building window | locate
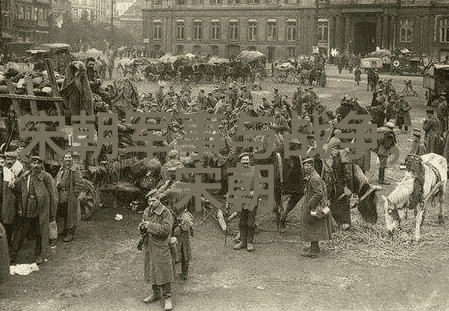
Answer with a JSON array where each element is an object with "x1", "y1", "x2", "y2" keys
[
  {"x1": 229, "y1": 21, "x2": 238, "y2": 41},
  {"x1": 267, "y1": 0, "x2": 277, "y2": 3},
  {"x1": 267, "y1": 20, "x2": 277, "y2": 41},
  {"x1": 25, "y1": 6, "x2": 31, "y2": 20},
  {"x1": 192, "y1": 0, "x2": 204, "y2": 4},
  {"x1": 176, "y1": 45, "x2": 184, "y2": 55},
  {"x1": 211, "y1": 45, "x2": 219, "y2": 56},
  {"x1": 229, "y1": 0, "x2": 240, "y2": 3},
  {"x1": 400, "y1": 19, "x2": 412, "y2": 43},
  {"x1": 177, "y1": 0, "x2": 185, "y2": 4},
  {"x1": 287, "y1": 47, "x2": 296, "y2": 58},
  {"x1": 248, "y1": 21, "x2": 258, "y2": 41},
  {"x1": 176, "y1": 21, "x2": 185, "y2": 40},
  {"x1": 211, "y1": 21, "x2": 220, "y2": 40},
  {"x1": 194, "y1": 20, "x2": 202, "y2": 40},
  {"x1": 317, "y1": 21, "x2": 328, "y2": 42},
  {"x1": 210, "y1": 0, "x2": 221, "y2": 4},
  {"x1": 286, "y1": 20, "x2": 297, "y2": 41},
  {"x1": 440, "y1": 18, "x2": 449, "y2": 43},
  {"x1": 193, "y1": 45, "x2": 201, "y2": 54},
  {"x1": 248, "y1": 0, "x2": 259, "y2": 3},
  {"x1": 154, "y1": 21, "x2": 162, "y2": 40}
]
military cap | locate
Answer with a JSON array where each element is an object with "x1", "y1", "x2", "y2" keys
[
  {"x1": 238, "y1": 152, "x2": 252, "y2": 161},
  {"x1": 30, "y1": 155, "x2": 43, "y2": 162},
  {"x1": 413, "y1": 129, "x2": 422, "y2": 137},
  {"x1": 302, "y1": 157, "x2": 314, "y2": 164}
]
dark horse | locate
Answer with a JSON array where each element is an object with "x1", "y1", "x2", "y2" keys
[{"x1": 253, "y1": 143, "x2": 380, "y2": 230}]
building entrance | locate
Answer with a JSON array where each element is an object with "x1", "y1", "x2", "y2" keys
[{"x1": 354, "y1": 22, "x2": 376, "y2": 56}]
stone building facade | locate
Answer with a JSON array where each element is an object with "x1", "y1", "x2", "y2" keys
[
  {"x1": 142, "y1": 0, "x2": 449, "y2": 60},
  {"x1": 1, "y1": 0, "x2": 52, "y2": 43},
  {"x1": 142, "y1": 0, "x2": 317, "y2": 61},
  {"x1": 70, "y1": 0, "x2": 108, "y2": 22}
]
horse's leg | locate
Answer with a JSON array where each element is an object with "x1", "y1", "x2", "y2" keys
[
  {"x1": 280, "y1": 192, "x2": 302, "y2": 230},
  {"x1": 438, "y1": 194, "x2": 445, "y2": 224},
  {"x1": 414, "y1": 203, "x2": 425, "y2": 242}
]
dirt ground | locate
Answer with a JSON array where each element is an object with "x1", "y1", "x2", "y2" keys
[{"x1": 1, "y1": 66, "x2": 449, "y2": 311}]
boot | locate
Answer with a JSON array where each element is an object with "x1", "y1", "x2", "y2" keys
[
  {"x1": 246, "y1": 227, "x2": 255, "y2": 252},
  {"x1": 181, "y1": 260, "x2": 189, "y2": 280},
  {"x1": 234, "y1": 227, "x2": 247, "y2": 250},
  {"x1": 164, "y1": 297, "x2": 173, "y2": 311},
  {"x1": 63, "y1": 227, "x2": 75, "y2": 242},
  {"x1": 301, "y1": 241, "x2": 319, "y2": 258},
  {"x1": 143, "y1": 287, "x2": 162, "y2": 303},
  {"x1": 378, "y1": 168, "x2": 390, "y2": 185}
]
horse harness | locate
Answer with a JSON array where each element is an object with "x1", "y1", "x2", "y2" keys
[{"x1": 387, "y1": 161, "x2": 443, "y2": 214}]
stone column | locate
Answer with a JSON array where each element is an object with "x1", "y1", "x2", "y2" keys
[
  {"x1": 335, "y1": 15, "x2": 342, "y2": 51},
  {"x1": 382, "y1": 15, "x2": 389, "y2": 49},
  {"x1": 376, "y1": 15, "x2": 382, "y2": 50},
  {"x1": 345, "y1": 15, "x2": 351, "y2": 52}
]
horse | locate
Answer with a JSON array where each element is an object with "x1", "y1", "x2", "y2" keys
[{"x1": 382, "y1": 153, "x2": 447, "y2": 242}]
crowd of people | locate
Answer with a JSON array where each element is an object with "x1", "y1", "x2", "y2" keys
[{"x1": 2, "y1": 56, "x2": 449, "y2": 311}]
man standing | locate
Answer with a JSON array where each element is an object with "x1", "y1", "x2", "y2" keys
[
  {"x1": 435, "y1": 94, "x2": 448, "y2": 136},
  {"x1": 300, "y1": 157, "x2": 334, "y2": 258},
  {"x1": 409, "y1": 129, "x2": 427, "y2": 156},
  {"x1": 375, "y1": 122, "x2": 397, "y2": 185},
  {"x1": 292, "y1": 86, "x2": 304, "y2": 114},
  {"x1": 55, "y1": 153, "x2": 84, "y2": 243},
  {"x1": 156, "y1": 167, "x2": 194, "y2": 280},
  {"x1": 354, "y1": 66, "x2": 362, "y2": 86},
  {"x1": 0, "y1": 154, "x2": 16, "y2": 252},
  {"x1": 197, "y1": 89, "x2": 207, "y2": 111},
  {"x1": 139, "y1": 197, "x2": 174, "y2": 311},
  {"x1": 232, "y1": 153, "x2": 258, "y2": 252},
  {"x1": 423, "y1": 109, "x2": 441, "y2": 154},
  {"x1": 11, "y1": 156, "x2": 57, "y2": 265},
  {"x1": 394, "y1": 94, "x2": 412, "y2": 133}
]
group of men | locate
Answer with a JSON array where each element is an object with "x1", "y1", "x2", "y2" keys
[{"x1": 0, "y1": 151, "x2": 83, "y2": 265}]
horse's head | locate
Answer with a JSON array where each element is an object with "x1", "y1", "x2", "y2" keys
[{"x1": 382, "y1": 194, "x2": 401, "y2": 235}]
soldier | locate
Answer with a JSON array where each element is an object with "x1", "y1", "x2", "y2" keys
[
  {"x1": 0, "y1": 154, "x2": 16, "y2": 253},
  {"x1": 240, "y1": 84, "x2": 253, "y2": 103},
  {"x1": 139, "y1": 197, "x2": 174, "y2": 311},
  {"x1": 181, "y1": 79, "x2": 192, "y2": 101},
  {"x1": 435, "y1": 94, "x2": 448, "y2": 136},
  {"x1": 409, "y1": 129, "x2": 427, "y2": 156},
  {"x1": 422, "y1": 109, "x2": 441, "y2": 154},
  {"x1": 55, "y1": 153, "x2": 84, "y2": 243},
  {"x1": 300, "y1": 157, "x2": 334, "y2": 258},
  {"x1": 11, "y1": 156, "x2": 57, "y2": 265},
  {"x1": 394, "y1": 94, "x2": 412, "y2": 133},
  {"x1": 273, "y1": 88, "x2": 282, "y2": 108},
  {"x1": 292, "y1": 86, "x2": 304, "y2": 114},
  {"x1": 155, "y1": 85, "x2": 165, "y2": 104},
  {"x1": 197, "y1": 89, "x2": 207, "y2": 111},
  {"x1": 156, "y1": 167, "x2": 194, "y2": 280},
  {"x1": 354, "y1": 66, "x2": 362, "y2": 86},
  {"x1": 232, "y1": 153, "x2": 258, "y2": 252},
  {"x1": 375, "y1": 122, "x2": 397, "y2": 185}
]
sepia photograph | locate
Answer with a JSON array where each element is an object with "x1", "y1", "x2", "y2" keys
[{"x1": 1, "y1": 0, "x2": 449, "y2": 310}]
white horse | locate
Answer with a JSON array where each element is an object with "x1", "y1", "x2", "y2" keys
[{"x1": 382, "y1": 153, "x2": 447, "y2": 242}]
